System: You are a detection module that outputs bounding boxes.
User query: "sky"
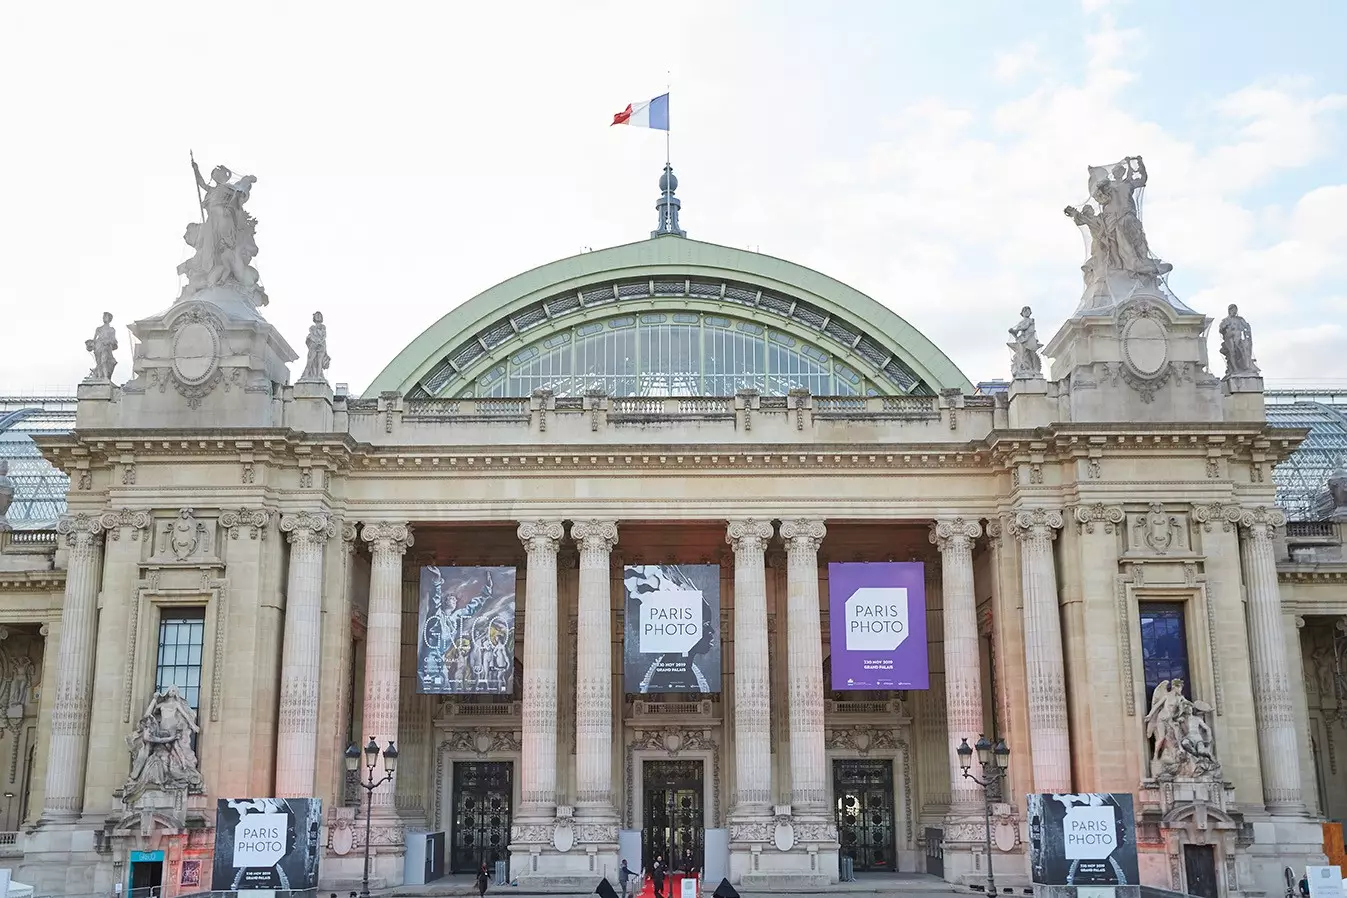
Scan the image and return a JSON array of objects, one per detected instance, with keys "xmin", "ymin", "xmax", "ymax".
[{"xmin": 1, "ymin": 0, "xmax": 1345, "ymax": 395}]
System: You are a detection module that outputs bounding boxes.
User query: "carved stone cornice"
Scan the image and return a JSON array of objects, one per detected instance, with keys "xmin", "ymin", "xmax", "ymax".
[
  {"xmin": 280, "ymin": 511, "xmax": 337, "ymax": 546},
  {"xmin": 361, "ymin": 521, "xmax": 414, "ymax": 556},
  {"xmin": 726, "ymin": 518, "xmax": 774, "ymax": 553},
  {"xmin": 1072, "ymin": 503, "xmax": 1125, "ymax": 534},
  {"xmin": 929, "ymin": 517, "xmax": 982, "ymax": 552},
  {"xmin": 516, "ymin": 520, "xmax": 564, "ymax": 551},
  {"xmin": 220, "ymin": 507, "xmax": 271, "ymax": 540},
  {"xmin": 570, "ymin": 519, "xmax": 618, "ymax": 553},
  {"xmin": 779, "ymin": 518, "xmax": 826, "ymax": 553},
  {"xmin": 99, "ymin": 509, "xmax": 152, "ymax": 539},
  {"xmin": 1007, "ymin": 507, "xmax": 1064, "ymax": 543}
]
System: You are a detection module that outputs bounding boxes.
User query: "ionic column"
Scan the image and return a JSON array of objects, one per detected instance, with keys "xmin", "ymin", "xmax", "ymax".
[
  {"xmin": 931, "ymin": 516, "xmax": 985, "ymax": 814},
  {"xmin": 780, "ymin": 519, "xmax": 828, "ymax": 817},
  {"xmin": 727, "ymin": 519, "xmax": 775, "ymax": 819},
  {"xmin": 517, "ymin": 520, "xmax": 564, "ymax": 820},
  {"xmin": 570, "ymin": 519, "xmax": 618, "ymax": 819},
  {"xmin": 359, "ymin": 521, "xmax": 413, "ymax": 811},
  {"xmin": 276, "ymin": 511, "xmax": 335, "ymax": 798},
  {"xmin": 1009, "ymin": 508, "xmax": 1071, "ymax": 792},
  {"xmin": 43, "ymin": 512, "xmax": 105, "ymax": 819},
  {"xmin": 1239, "ymin": 506, "xmax": 1305, "ymax": 813}
]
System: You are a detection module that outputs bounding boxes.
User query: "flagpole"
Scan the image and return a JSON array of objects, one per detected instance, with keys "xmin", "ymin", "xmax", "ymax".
[{"xmin": 664, "ymin": 72, "xmax": 672, "ymax": 230}]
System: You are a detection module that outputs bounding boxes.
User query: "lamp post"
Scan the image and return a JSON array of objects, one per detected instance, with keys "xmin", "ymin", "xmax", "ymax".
[
  {"xmin": 956, "ymin": 735, "xmax": 1010, "ymax": 897},
  {"xmin": 346, "ymin": 737, "xmax": 399, "ymax": 898}
]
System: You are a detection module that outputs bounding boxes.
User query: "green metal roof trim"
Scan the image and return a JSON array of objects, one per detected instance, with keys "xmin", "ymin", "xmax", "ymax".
[{"xmin": 364, "ymin": 237, "xmax": 973, "ymax": 398}]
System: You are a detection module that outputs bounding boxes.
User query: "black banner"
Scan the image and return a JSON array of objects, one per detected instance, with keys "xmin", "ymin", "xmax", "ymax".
[
  {"xmin": 623, "ymin": 564, "xmax": 721, "ymax": 693},
  {"xmin": 211, "ymin": 798, "xmax": 322, "ymax": 891},
  {"xmin": 1027, "ymin": 792, "xmax": 1139, "ymax": 886}
]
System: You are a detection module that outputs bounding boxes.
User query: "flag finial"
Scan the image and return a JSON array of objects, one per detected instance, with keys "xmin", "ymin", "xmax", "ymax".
[{"xmin": 652, "ymin": 163, "xmax": 686, "ymax": 239}]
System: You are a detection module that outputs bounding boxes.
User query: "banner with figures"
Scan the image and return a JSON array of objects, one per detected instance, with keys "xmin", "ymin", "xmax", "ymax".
[
  {"xmin": 417, "ymin": 566, "xmax": 516, "ymax": 694},
  {"xmin": 211, "ymin": 798, "xmax": 322, "ymax": 892},
  {"xmin": 623, "ymin": 564, "xmax": 722, "ymax": 693},
  {"xmin": 1027, "ymin": 792, "xmax": 1140, "ymax": 886}
]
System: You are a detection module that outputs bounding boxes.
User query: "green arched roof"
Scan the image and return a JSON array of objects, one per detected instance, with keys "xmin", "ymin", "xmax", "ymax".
[{"xmin": 365, "ymin": 236, "xmax": 973, "ymax": 399}]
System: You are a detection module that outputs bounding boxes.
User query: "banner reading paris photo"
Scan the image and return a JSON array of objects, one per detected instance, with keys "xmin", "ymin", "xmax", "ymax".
[
  {"xmin": 1027, "ymin": 792, "xmax": 1139, "ymax": 886},
  {"xmin": 211, "ymin": 798, "xmax": 322, "ymax": 892},
  {"xmin": 827, "ymin": 562, "xmax": 928, "ymax": 690},
  {"xmin": 417, "ymin": 566, "xmax": 516, "ymax": 694},
  {"xmin": 623, "ymin": 564, "xmax": 722, "ymax": 693}
]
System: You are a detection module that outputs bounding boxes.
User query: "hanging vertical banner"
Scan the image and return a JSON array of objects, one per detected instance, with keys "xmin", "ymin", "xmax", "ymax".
[
  {"xmin": 623, "ymin": 564, "xmax": 722, "ymax": 693},
  {"xmin": 1027, "ymin": 792, "xmax": 1140, "ymax": 886},
  {"xmin": 417, "ymin": 566, "xmax": 517, "ymax": 694},
  {"xmin": 827, "ymin": 562, "xmax": 927, "ymax": 690},
  {"xmin": 211, "ymin": 798, "xmax": 322, "ymax": 892}
]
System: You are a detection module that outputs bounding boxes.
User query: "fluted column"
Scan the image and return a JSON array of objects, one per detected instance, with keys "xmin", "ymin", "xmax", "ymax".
[
  {"xmin": 1009, "ymin": 508, "xmax": 1071, "ymax": 792},
  {"xmin": 1239, "ymin": 506, "xmax": 1305, "ymax": 813},
  {"xmin": 360, "ymin": 521, "xmax": 413, "ymax": 811},
  {"xmin": 276, "ymin": 511, "xmax": 335, "ymax": 798},
  {"xmin": 931, "ymin": 516, "xmax": 985, "ymax": 814},
  {"xmin": 780, "ymin": 519, "xmax": 828, "ymax": 817},
  {"xmin": 571, "ymin": 519, "xmax": 618, "ymax": 820},
  {"xmin": 44, "ymin": 512, "xmax": 105, "ymax": 819},
  {"xmin": 518, "ymin": 520, "xmax": 564, "ymax": 820},
  {"xmin": 727, "ymin": 519, "xmax": 775, "ymax": 820}
]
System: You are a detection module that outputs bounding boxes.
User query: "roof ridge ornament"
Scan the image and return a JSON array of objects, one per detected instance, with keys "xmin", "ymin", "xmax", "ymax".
[{"xmin": 652, "ymin": 163, "xmax": 686, "ymax": 239}]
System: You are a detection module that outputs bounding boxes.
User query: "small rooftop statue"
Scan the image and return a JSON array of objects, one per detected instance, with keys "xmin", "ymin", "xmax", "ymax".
[
  {"xmin": 84, "ymin": 312, "xmax": 118, "ymax": 382},
  {"xmin": 1218, "ymin": 304, "xmax": 1260, "ymax": 378},
  {"xmin": 1007, "ymin": 306, "xmax": 1042, "ymax": 378},
  {"xmin": 177, "ymin": 153, "xmax": 268, "ymax": 307},
  {"xmin": 299, "ymin": 311, "xmax": 331, "ymax": 383}
]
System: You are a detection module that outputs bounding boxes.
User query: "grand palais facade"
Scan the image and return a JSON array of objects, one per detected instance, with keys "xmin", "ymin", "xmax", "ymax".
[{"xmin": 1, "ymin": 161, "xmax": 1345, "ymax": 898}]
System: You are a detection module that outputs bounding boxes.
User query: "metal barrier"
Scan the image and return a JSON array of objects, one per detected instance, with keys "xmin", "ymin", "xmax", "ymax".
[
  {"xmin": 838, "ymin": 856, "xmax": 855, "ymax": 882},
  {"xmin": 494, "ymin": 859, "xmax": 509, "ymax": 886}
]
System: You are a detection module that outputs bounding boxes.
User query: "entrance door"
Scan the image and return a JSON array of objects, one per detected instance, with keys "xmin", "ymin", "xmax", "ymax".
[
  {"xmin": 643, "ymin": 760, "xmax": 704, "ymax": 874},
  {"xmin": 834, "ymin": 758, "xmax": 897, "ymax": 872},
  {"xmin": 129, "ymin": 860, "xmax": 163, "ymax": 898},
  {"xmin": 451, "ymin": 761, "xmax": 513, "ymax": 874},
  {"xmin": 1184, "ymin": 844, "xmax": 1219, "ymax": 898}
]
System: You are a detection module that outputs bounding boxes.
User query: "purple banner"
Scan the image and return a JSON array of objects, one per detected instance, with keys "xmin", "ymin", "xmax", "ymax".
[{"xmin": 828, "ymin": 562, "xmax": 928, "ymax": 690}]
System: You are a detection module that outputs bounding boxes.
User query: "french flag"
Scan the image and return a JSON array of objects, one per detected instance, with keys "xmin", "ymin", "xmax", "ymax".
[{"xmin": 611, "ymin": 93, "xmax": 669, "ymax": 131}]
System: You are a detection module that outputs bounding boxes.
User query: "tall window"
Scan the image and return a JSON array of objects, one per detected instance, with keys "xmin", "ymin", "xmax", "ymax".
[
  {"xmin": 156, "ymin": 607, "xmax": 206, "ymax": 712},
  {"xmin": 1139, "ymin": 603, "xmax": 1190, "ymax": 700}
]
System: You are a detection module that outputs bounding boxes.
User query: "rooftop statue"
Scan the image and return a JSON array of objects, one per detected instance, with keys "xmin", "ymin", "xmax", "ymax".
[
  {"xmin": 178, "ymin": 154, "xmax": 268, "ymax": 307},
  {"xmin": 299, "ymin": 311, "xmax": 331, "ymax": 383},
  {"xmin": 1065, "ymin": 155, "xmax": 1176, "ymax": 312},
  {"xmin": 1007, "ymin": 306, "xmax": 1042, "ymax": 379},
  {"xmin": 1218, "ymin": 303, "xmax": 1260, "ymax": 378},
  {"xmin": 84, "ymin": 312, "xmax": 118, "ymax": 382}
]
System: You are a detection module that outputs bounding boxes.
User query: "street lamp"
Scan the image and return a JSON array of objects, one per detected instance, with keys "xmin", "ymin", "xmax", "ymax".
[
  {"xmin": 956, "ymin": 735, "xmax": 1011, "ymax": 896},
  {"xmin": 346, "ymin": 737, "xmax": 399, "ymax": 898}
]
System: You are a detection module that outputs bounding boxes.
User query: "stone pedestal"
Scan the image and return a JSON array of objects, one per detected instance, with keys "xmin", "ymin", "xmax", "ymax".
[
  {"xmin": 290, "ymin": 379, "xmax": 336, "ymax": 432},
  {"xmin": 1222, "ymin": 374, "xmax": 1265, "ymax": 422},
  {"xmin": 1007, "ymin": 377, "xmax": 1052, "ymax": 429}
]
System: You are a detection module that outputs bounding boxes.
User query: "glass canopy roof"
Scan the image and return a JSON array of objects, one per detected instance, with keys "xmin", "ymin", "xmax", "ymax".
[
  {"xmin": 0, "ymin": 398, "xmax": 74, "ymax": 529},
  {"xmin": 1266, "ymin": 400, "xmax": 1347, "ymax": 520}
]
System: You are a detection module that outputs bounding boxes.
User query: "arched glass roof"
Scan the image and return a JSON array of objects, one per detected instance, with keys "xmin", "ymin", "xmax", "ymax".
[
  {"xmin": 0, "ymin": 397, "xmax": 74, "ymax": 530},
  {"xmin": 366, "ymin": 238, "xmax": 975, "ymax": 399},
  {"xmin": 1267, "ymin": 400, "xmax": 1347, "ymax": 520}
]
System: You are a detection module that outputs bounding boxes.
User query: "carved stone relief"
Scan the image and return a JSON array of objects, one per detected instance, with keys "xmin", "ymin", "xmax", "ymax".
[{"xmin": 1129, "ymin": 504, "xmax": 1185, "ymax": 555}]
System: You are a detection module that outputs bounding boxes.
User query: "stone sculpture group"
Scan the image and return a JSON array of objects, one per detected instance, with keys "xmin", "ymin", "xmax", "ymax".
[
  {"xmin": 1143, "ymin": 678, "xmax": 1221, "ymax": 779},
  {"xmin": 1064, "ymin": 155, "xmax": 1173, "ymax": 308},
  {"xmin": 123, "ymin": 685, "xmax": 203, "ymax": 804},
  {"xmin": 177, "ymin": 158, "xmax": 267, "ymax": 307}
]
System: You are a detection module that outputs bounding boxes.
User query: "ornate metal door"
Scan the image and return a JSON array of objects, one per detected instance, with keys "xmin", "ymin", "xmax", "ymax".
[
  {"xmin": 642, "ymin": 760, "xmax": 704, "ymax": 874},
  {"xmin": 834, "ymin": 758, "xmax": 896, "ymax": 872},
  {"xmin": 451, "ymin": 762, "xmax": 513, "ymax": 874},
  {"xmin": 1184, "ymin": 844, "xmax": 1218, "ymax": 898}
]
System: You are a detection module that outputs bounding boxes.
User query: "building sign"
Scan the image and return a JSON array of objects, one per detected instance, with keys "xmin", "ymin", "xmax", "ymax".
[
  {"xmin": 827, "ymin": 562, "xmax": 928, "ymax": 690},
  {"xmin": 211, "ymin": 798, "xmax": 322, "ymax": 892},
  {"xmin": 417, "ymin": 566, "xmax": 516, "ymax": 694},
  {"xmin": 623, "ymin": 564, "xmax": 721, "ymax": 693},
  {"xmin": 1027, "ymin": 793, "xmax": 1139, "ymax": 886}
]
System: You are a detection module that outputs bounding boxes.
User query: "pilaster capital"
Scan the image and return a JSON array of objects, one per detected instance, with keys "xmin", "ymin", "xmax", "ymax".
[
  {"xmin": 726, "ymin": 518, "xmax": 774, "ymax": 554},
  {"xmin": 98, "ymin": 508, "xmax": 152, "ymax": 539},
  {"xmin": 517, "ymin": 520, "xmax": 564, "ymax": 552},
  {"xmin": 929, "ymin": 517, "xmax": 982, "ymax": 551},
  {"xmin": 281, "ymin": 510, "xmax": 337, "ymax": 546},
  {"xmin": 779, "ymin": 518, "xmax": 826, "ymax": 553},
  {"xmin": 1071, "ymin": 503, "xmax": 1125, "ymax": 534},
  {"xmin": 220, "ymin": 507, "xmax": 272, "ymax": 540},
  {"xmin": 985, "ymin": 519, "xmax": 1003, "ymax": 549},
  {"xmin": 361, "ymin": 521, "xmax": 414, "ymax": 556},
  {"xmin": 570, "ymin": 519, "xmax": 619, "ymax": 553},
  {"xmin": 341, "ymin": 520, "xmax": 359, "ymax": 547},
  {"xmin": 1192, "ymin": 502, "xmax": 1243, "ymax": 533},
  {"xmin": 1007, "ymin": 507, "xmax": 1064, "ymax": 543},
  {"xmin": 1237, "ymin": 505, "xmax": 1285, "ymax": 538},
  {"xmin": 57, "ymin": 512, "xmax": 105, "ymax": 548}
]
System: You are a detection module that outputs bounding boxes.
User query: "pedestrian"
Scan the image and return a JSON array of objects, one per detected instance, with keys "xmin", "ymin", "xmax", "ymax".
[
  {"xmin": 618, "ymin": 859, "xmax": 632, "ymax": 898},
  {"xmin": 650, "ymin": 856, "xmax": 666, "ymax": 898},
  {"xmin": 477, "ymin": 863, "xmax": 490, "ymax": 898}
]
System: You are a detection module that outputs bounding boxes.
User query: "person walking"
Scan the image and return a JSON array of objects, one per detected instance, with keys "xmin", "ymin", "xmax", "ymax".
[
  {"xmin": 476, "ymin": 864, "xmax": 490, "ymax": 898},
  {"xmin": 650, "ymin": 856, "xmax": 666, "ymax": 898},
  {"xmin": 618, "ymin": 859, "xmax": 633, "ymax": 898}
]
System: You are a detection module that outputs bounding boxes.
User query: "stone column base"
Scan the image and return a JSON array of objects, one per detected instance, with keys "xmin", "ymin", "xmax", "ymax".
[
  {"xmin": 729, "ymin": 814, "xmax": 839, "ymax": 888},
  {"xmin": 509, "ymin": 817, "xmax": 620, "ymax": 888}
]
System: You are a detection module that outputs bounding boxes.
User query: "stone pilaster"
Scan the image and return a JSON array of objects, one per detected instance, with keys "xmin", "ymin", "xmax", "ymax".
[
  {"xmin": 275, "ymin": 511, "xmax": 335, "ymax": 798},
  {"xmin": 780, "ymin": 518, "xmax": 828, "ymax": 816},
  {"xmin": 1009, "ymin": 508, "xmax": 1071, "ymax": 792},
  {"xmin": 727, "ymin": 518, "xmax": 775, "ymax": 820},
  {"xmin": 44, "ymin": 512, "xmax": 105, "ymax": 819},
  {"xmin": 930, "ymin": 516, "xmax": 984, "ymax": 814},
  {"xmin": 569, "ymin": 519, "xmax": 618, "ymax": 820},
  {"xmin": 1239, "ymin": 506, "xmax": 1305, "ymax": 813},
  {"xmin": 517, "ymin": 519, "xmax": 564, "ymax": 820},
  {"xmin": 359, "ymin": 520, "xmax": 412, "ymax": 811}
]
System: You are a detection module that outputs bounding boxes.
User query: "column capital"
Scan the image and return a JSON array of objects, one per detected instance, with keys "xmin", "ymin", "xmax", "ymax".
[
  {"xmin": 1007, "ymin": 507, "xmax": 1063, "ymax": 542},
  {"xmin": 361, "ymin": 520, "xmax": 414, "ymax": 555},
  {"xmin": 726, "ymin": 518, "xmax": 774, "ymax": 552},
  {"xmin": 1238, "ymin": 505, "xmax": 1286, "ymax": 538},
  {"xmin": 517, "ymin": 519, "xmax": 564, "ymax": 551},
  {"xmin": 281, "ymin": 510, "xmax": 337, "ymax": 545},
  {"xmin": 1192, "ymin": 502, "xmax": 1243, "ymax": 533},
  {"xmin": 221, "ymin": 507, "xmax": 272, "ymax": 540},
  {"xmin": 57, "ymin": 512, "xmax": 105, "ymax": 547},
  {"xmin": 779, "ymin": 518, "xmax": 826, "ymax": 552},
  {"xmin": 341, "ymin": 520, "xmax": 359, "ymax": 549},
  {"xmin": 98, "ymin": 508, "xmax": 152, "ymax": 539},
  {"xmin": 570, "ymin": 519, "xmax": 619, "ymax": 553},
  {"xmin": 1071, "ymin": 503, "xmax": 1125, "ymax": 535},
  {"xmin": 929, "ymin": 517, "xmax": 982, "ymax": 551}
]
